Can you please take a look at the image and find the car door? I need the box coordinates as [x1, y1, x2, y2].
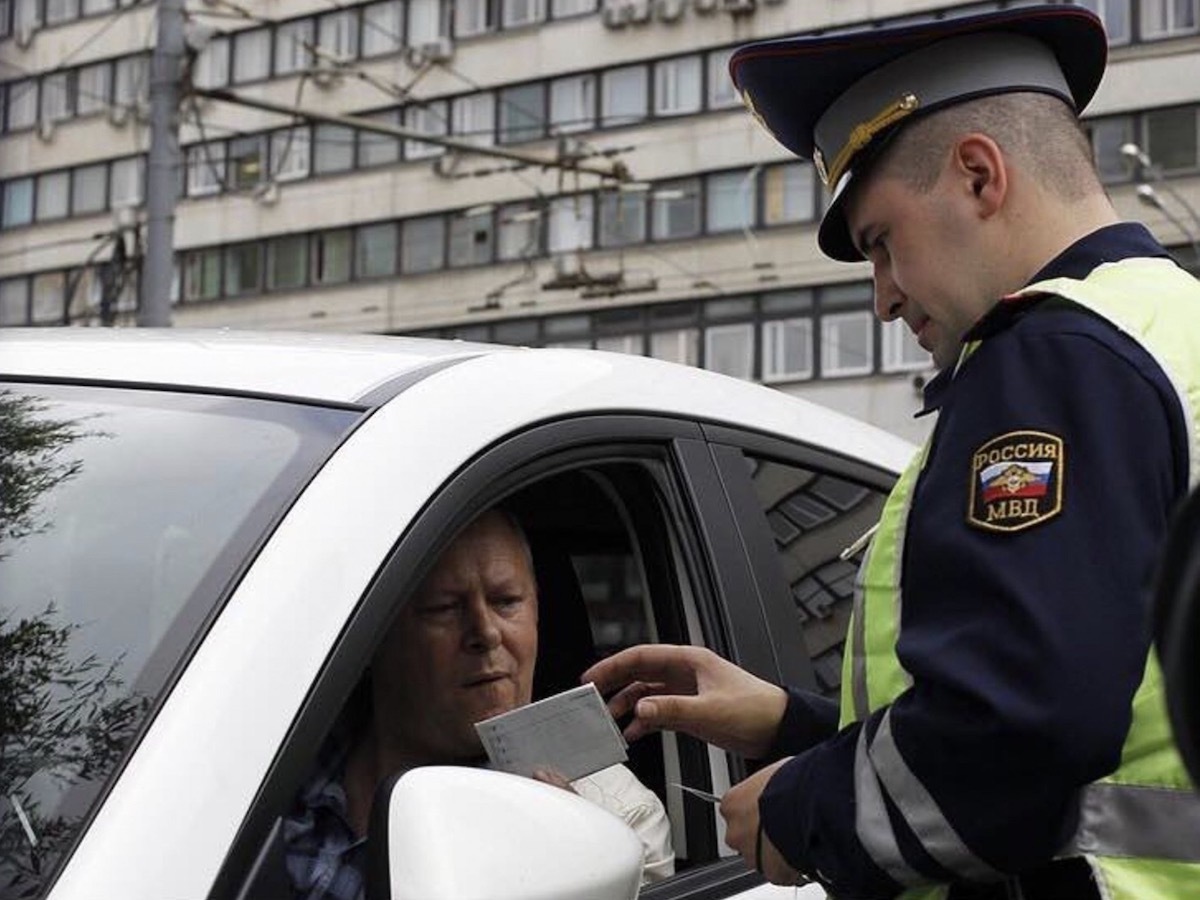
[212, 408, 853, 900]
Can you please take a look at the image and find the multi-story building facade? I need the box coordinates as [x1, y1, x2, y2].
[1, 0, 1198, 443]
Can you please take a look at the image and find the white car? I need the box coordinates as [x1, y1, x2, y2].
[0, 329, 913, 900]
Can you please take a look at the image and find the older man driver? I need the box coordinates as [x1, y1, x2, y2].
[284, 507, 674, 899]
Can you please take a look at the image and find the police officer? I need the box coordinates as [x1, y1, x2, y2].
[584, 5, 1200, 898]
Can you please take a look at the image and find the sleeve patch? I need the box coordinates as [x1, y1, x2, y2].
[967, 430, 1064, 533]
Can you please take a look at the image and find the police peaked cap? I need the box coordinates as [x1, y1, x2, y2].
[729, 5, 1108, 262]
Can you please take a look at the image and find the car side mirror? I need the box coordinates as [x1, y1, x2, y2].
[365, 766, 644, 900]
[1155, 484, 1200, 786]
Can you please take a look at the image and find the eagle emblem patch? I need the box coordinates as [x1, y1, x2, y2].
[967, 430, 1064, 533]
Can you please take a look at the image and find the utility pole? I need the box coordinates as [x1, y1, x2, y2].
[140, 0, 186, 326]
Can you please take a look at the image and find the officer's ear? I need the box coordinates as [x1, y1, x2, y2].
[952, 133, 1006, 219]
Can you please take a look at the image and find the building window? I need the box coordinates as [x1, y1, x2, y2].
[184, 248, 222, 301]
[7, 80, 37, 131]
[193, 35, 231, 89]
[493, 319, 539, 345]
[405, 101, 448, 159]
[313, 124, 356, 174]
[110, 156, 144, 208]
[31, 273, 65, 325]
[224, 243, 263, 296]
[271, 127, 312, 181]
[454, 0, 493, 36]
[651, 178, 700, 240]
[497, 202, 542, 260]
[355, 222, 398, 277]
[704, 323, 754, 379]
[881, 318, 930, 373]
[40, 71, 73, 123]
[1086, 116, 1135, 183]
[548, 195, 594, 252]
[503, 0, 544, 27]
[706, 295, 754, 323]
[233, 28, 271, 83]
[112, 56, 148, 110]
[820, 311, 874, 377]
[653, 56, 701, 117]
[763, 162, 816, 225]
[357, 111, 402, 167]
[71, 163, 108, 215]
[401, 216, 446, 273]
[187, 143, 226, 196]
[76, 62, 112, 115]
[762, 318, 813, 382]
[549, 74, 595, 134]
[650, 328, 699, 365]
[267, 234, 309, 291]
[1145, 106, 1199, 173]
[1141, 0, 1197, 37]
[362, 1, 404, 56]
[499, 83, 545, 144]
[13, 0, 40, 34]
[596, 334, 642, 354]
[4, 176, 35, 228]
[275, 19, 315, 76]
[312, 229, 353, 284]
[706, 169, 754, 233]
[318, 9, 360, 60]
[0, 279, 30, 326]
[36, 171, 70, 221]
[408, 0, 445, 44]
[449, 209, 495, 267]
[541, 313, 589, 347]
[551, 0, 596, 15]
[228, 135, 266, 190]
[599, 190, 646, 247]
[45, 0, 78, 25]
[707, 47, 739, 110]
[1075, 0, 1130, 43]
[452, 93, 495, 146]
[601, 65, 647, 127]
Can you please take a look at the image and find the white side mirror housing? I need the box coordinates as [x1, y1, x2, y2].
[367, 766, 644, 900]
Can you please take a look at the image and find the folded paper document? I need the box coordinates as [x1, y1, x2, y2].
[475, 683, 628, 782]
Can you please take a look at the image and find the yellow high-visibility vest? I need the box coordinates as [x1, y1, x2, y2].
[840, 258, 1200, 899]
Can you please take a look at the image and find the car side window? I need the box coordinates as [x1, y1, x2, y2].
[742, 454, 887, 698]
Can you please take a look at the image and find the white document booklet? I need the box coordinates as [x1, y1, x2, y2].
[474, 682, 628, 782]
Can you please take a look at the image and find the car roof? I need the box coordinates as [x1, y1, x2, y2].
[0, 328, 915, 472]
[0, 328, 496, 404]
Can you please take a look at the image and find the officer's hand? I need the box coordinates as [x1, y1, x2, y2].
[720, 758, 801, 885]
[581, 644, 788, 758]
[531, 768, 577, 794]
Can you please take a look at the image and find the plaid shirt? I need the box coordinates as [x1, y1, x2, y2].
[283, 732, 369, 900]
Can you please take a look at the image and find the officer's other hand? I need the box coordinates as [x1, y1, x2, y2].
[720, 758, 801, 885]
[581, 644, 788, 758]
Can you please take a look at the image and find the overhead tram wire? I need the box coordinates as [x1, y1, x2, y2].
[185, 0, 607, 170]
[59, 0, 153, 67]
[191, 85, 632, 183]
